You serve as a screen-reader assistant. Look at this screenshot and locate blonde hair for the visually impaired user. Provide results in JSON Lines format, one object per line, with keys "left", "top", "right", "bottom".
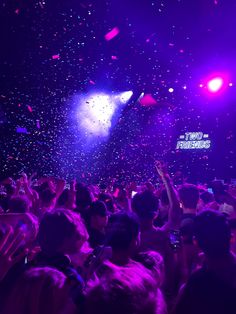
{"left": 3, "top": 267, "right": 75, "bottom": 314}
{"left": 85, "top": 261, "right": 166, "bottom": 314}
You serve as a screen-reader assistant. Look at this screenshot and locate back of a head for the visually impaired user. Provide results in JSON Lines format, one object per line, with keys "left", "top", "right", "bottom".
{"left": 211, "top": 180, "right": 225, "bottom": 195}
{"left": 194, "top": 210, "right": 231, "bottom": 258}
{"left": 56, "top": 189, "right": 70, "bottom": 207}
{"left": 89, "top": 201, "right": 108, "bottom": 218}
{"left": 8, "top": 196, "right": 30, "bottom": 213}
{"left": 106, "top": 212, "right": 140, "bottom": 251}
{"left": 5, "top": 184, "right": 16, "bottom": 196}
{"left": 85, "top": 262, "right": 161, "bottom": 314}
{"left": 179, "top": 184, "right": 199, "bottom": 209}
{"left": 3, "top": 267, "right": 75, "bottom": 314}
{"left": 200, "top": 191, "right": 214, "bottom": 205}
{"left": 135, "top": 251, "right": 164, "bottom": 286}
{"left": 98, "top": 193, "right": 114, "bottom": 213}
{"left": 132, "top": 190, "right": 159, "bottom": 220}
{"left": 38, "top": 208, "right": 88, "bottom": 255}
{"left": 76, "top": 184, "right": 92, "bottom": 209}
{"left": 40, "top": 188, "right": 56, "bottom": 206}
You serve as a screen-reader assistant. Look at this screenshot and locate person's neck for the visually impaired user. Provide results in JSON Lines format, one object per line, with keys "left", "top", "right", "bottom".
{"left": 140, "top": 219, "right": 154, "bottom": 232}
{"left": 111, "top": 250, "right": 131, "bottom": 266}
{"left": 183, "top": 207, "right": 196, "bottom": 215}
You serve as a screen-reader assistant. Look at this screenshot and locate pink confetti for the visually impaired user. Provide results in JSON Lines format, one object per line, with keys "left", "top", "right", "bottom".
{"left": 111, "top": 55, "right": 118, "bottom": 60}
{"left": 169, "top": 43, "right": 175, "bottom": 47}
{"left": 36, "top": 119, "right": 40, "bottom": 129}
{"left": 104, "top": 27, "right": 120, "bottom": 41}
{"left": 89, "top": 80, "right": 95, "bottom": 85}
{"left": 139, "top": 94, "right": 157, "bottom": 107}
{"left": 27, "top": 105, "right": 33, "bottom": 112}
{"left": 18, "top": 103, "right": 21, "bottom": 107}
{"left": 15, "top": 8, "right": 20, "bottom": 14}
{"left": 52, "top": 54, "right": 60, "bottom": 60}
{"left": 146, "top": 33, "right": 156, "bottom": 43}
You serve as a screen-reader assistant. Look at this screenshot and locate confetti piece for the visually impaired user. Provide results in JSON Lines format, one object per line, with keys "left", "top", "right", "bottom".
{"left": 104, "top": 27, "right": 120, "bottom": 41}
{"left": 111, "top": 55, "right": 118, "bottom": 60}
{"left": 139, "top": 94, "right": 157, "bottom": 106}
{"left": 36, "top": 119, "right": 41, "bottom": 129}
{"left": 89, "top": 80, "right": 95, "bottom": 85}
{"left": 27, "top": 105, "right": 33, "bottom": 112}
{"left": 146, "top": 33, "right": 156, "bottom": 43}
{"left": 52, "top": 54, "right": 60, "bottom": 60}
{"left": 16, "top": 127, "right": 28, "bottom": 134}
{"left": 15, "top": 9, "right": 20, "bottom": 14}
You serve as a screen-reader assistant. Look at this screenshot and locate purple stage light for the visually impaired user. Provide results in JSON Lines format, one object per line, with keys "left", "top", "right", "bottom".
{"left": 207, "top": 77, "right": 224, "bottom": 93}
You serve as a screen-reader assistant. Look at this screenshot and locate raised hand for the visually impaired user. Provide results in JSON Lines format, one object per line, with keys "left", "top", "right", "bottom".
{"left": 0, "top": 225, "right": 27, "bottom": 281}
{"left": 155, "top": 160, "right": 168, "bottom": 178}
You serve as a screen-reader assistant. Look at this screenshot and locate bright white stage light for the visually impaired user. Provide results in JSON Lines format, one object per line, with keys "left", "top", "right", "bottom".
{"left": 77, "top": 94, "right": 115, "bottom": 137}
{"left": 77, "top": 91, "right": 132, "bottom": 138}
{"left": 119, "top": 91, "right": 133, "bottom": 103}
{"left": 207, "top": 77, "right": 224, "bottom": 93}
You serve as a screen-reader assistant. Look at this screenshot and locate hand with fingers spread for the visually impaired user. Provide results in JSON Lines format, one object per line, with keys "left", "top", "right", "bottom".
{"left": 155, "top": 160, "right": 168, "bottom": 179}
{"left": 154, "top": 160, "right": 182, "bottom": 230}
{"left": 0, "top": 225, "right": 27, "bottom": 281}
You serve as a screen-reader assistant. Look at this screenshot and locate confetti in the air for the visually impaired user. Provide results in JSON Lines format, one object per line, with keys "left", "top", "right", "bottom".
{"left": 1, "top": 0, "right": 235, "bottom": 182}
{"left": 104, "top": 27, "right": 120, "bottom": 41}
{"left": 52, "top": 54, "right": 60, "bottom": 60}
{"left": 139, "top": 94, "right": 157, "bottom": 106}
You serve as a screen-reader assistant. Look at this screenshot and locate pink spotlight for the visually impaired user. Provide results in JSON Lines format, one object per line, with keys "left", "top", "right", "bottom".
{"left": 207, "top": 77, "right": 224, "bottom": 93}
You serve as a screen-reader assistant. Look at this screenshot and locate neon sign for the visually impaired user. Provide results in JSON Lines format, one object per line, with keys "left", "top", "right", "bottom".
{"left": 176, "top": 132, "right": 211, "bottom": 150}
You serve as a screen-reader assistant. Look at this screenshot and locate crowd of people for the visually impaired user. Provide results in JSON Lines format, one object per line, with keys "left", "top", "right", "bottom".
{"left": 0, "top": 162, "right": 236, "bottom": 314}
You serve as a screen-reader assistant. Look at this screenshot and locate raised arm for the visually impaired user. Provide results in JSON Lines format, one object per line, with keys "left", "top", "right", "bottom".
{"left": 68, "top": 179, "right": 76, "bottom": 209}
{"left": 55, "top": 178, "right": 66, "bottom": 200}
{"left": 155, "top": 161, "right": 182, "bottom": 230}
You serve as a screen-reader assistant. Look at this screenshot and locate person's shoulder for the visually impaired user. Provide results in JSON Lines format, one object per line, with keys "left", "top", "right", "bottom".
{"left": 186, "top": 267, "right": 218, "bottom": 290}
{"left": 153, "top": 226, "right": 170, "bottom": 239}
{"left": 142, "top": 227, "right": 167, "bottom": 239}
{"left": 152, "top": 226, "right": 166, "bottom": 233}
